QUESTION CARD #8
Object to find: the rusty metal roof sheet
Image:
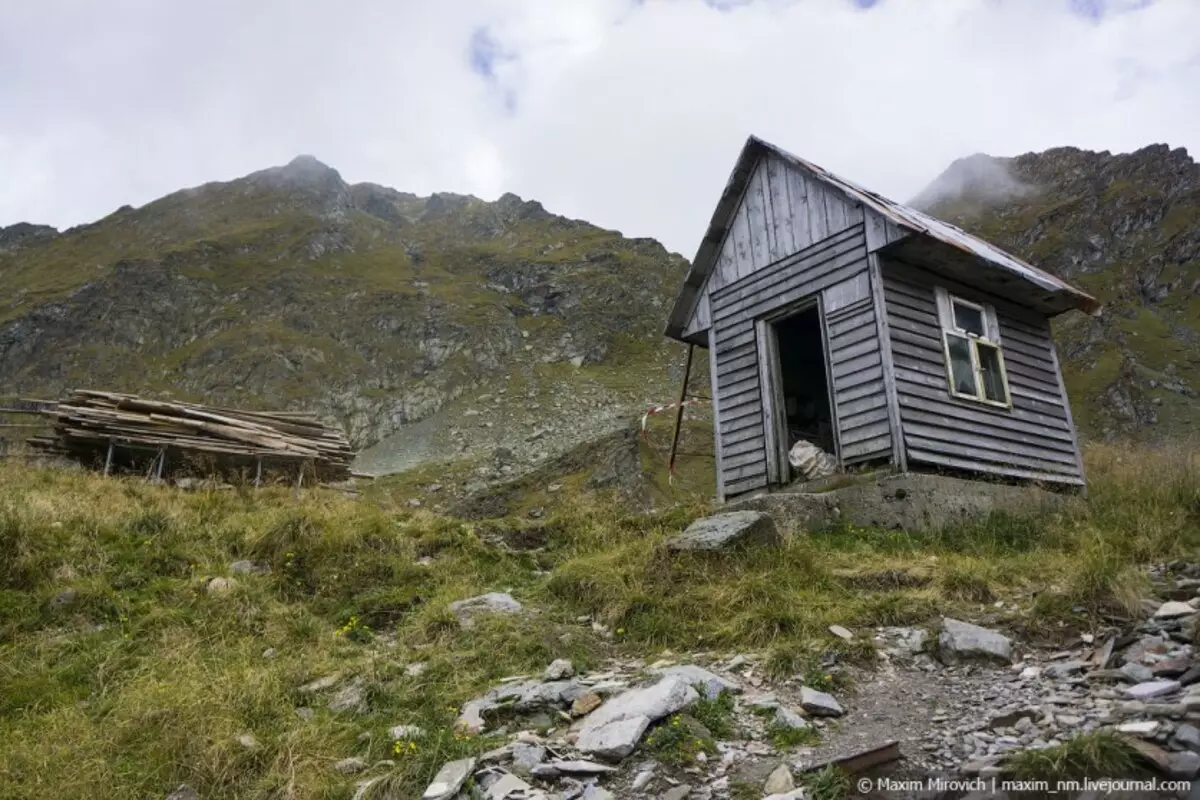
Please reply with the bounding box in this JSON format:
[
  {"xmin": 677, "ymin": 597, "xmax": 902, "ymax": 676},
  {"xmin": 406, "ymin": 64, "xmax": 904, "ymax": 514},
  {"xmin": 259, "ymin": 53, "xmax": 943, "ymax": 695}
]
[{"xmin": 665, "ymin": 136, "xmax": 1100, "ymax": 343}]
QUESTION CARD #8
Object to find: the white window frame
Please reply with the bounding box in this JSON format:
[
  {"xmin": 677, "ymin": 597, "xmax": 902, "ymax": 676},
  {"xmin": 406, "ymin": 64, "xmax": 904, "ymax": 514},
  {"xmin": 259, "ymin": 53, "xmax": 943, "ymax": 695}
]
[{"xmin": 934, "ymin": 287, "xmax": 1012, "ymax": 409}]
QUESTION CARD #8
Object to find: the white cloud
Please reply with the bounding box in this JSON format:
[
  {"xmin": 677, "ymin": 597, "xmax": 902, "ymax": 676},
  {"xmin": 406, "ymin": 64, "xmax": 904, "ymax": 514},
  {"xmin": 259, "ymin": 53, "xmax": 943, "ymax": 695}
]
[{"xmin": 1, "ymin": 0, "xmax": 1197, "ymax": 258}]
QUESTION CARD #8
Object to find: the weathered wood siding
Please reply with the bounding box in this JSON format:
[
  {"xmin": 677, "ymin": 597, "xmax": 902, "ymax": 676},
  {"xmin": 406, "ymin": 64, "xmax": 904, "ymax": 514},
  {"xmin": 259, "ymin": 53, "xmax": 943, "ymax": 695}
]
[
  {"xmin": 881, "ymin": 259, "xmax": 1085, "ymax": 485},
  {"xmin": 681, "ymin": 154, "xmax": 865, "ymax": 338},
  {"xmin": 710, "ymin": 225, "xmax": 877, "ymax": 496},
  {"xmin": 823, "ymin": 272, "xmax": 891, "ymax": 464}
]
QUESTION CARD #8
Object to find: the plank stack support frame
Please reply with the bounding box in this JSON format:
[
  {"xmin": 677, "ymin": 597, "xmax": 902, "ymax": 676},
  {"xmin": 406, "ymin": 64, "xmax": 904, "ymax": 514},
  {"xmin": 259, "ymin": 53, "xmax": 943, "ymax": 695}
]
[{"xmin": 27, "ymin": 390, "xmax": 356, "ymax": 484}]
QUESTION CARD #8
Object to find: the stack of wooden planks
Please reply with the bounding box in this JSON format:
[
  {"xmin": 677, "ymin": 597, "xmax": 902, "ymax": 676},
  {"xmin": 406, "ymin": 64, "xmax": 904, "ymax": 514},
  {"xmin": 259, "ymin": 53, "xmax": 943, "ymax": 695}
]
[{"xmin": 27, "ymin": 390, "xmax": 355, "ymax": 482}]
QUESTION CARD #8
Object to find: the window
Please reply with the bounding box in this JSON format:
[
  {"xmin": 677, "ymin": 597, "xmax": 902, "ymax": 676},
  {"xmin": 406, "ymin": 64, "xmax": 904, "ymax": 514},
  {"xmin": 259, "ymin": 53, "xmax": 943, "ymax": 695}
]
[{"xmin": 935, "ymin": 288, "xmax": 1011, "ymax": 408}]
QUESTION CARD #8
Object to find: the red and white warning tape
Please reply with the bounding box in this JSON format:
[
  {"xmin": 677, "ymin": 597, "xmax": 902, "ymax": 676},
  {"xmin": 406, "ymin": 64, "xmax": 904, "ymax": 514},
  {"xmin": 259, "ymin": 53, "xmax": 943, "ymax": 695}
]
[{"xmin": 640, "ymin": 398, "xmax": 710, "ymax": 435}]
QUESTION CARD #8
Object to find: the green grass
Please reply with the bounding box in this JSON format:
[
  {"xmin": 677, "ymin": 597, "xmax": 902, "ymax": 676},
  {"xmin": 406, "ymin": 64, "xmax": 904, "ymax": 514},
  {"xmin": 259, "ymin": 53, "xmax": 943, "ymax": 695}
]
[
  {"xmin": 0, "ymin": 441, "xmax": 1197, "ymax": 797},
  {"xmin": 1005, "ymin": 731, "xmax": 1147, "ymax": 781}
]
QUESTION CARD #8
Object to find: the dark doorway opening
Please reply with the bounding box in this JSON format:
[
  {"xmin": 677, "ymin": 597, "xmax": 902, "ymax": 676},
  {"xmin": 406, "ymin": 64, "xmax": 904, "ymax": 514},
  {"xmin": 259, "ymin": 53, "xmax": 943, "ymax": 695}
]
[{"xmin": 772, "ymin": 307, "xmax": 835, "ymax": 456}]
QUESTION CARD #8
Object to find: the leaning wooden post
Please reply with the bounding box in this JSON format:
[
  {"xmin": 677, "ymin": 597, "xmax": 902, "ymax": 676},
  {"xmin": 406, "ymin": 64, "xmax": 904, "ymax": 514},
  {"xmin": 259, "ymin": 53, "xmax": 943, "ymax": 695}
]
[
  {"xmin": 103, "ymin": 439, "xmax": 114, "ymax": 476},
  {"xmin": 254, "ymin": 457, "xmax": 262, "ymax": 488},
  {"xmin": 155, "ymin": 448, "xmax": 166, "ymax": 480},
  {"xmin": 667, "ymin": 344, "xmax": 695, "ymax": 483}
]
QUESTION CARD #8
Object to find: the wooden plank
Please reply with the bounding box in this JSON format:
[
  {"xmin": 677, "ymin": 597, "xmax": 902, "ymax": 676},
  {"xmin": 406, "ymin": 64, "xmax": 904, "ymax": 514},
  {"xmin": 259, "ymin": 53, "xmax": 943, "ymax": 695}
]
[
  {"xmin": 745, "ymin": 161, "xmax": 772, "ymax": 270},
  {"xmin": 707, "ymin": 335, "xmax": 726, "ymax": 502},
  {"xmin": 836, "ymin": 393, "xmax": 888, "ymax": 417},
  {"xmin": 756, "ymin": 320, "xmax": 781, "ymax": 485},
  {"xmin": 818, "ymin": 294, "xmax": 843, "ymax": 466},
  {"xmin": 829, "ymin": 335, "xmax": 879, "ymax": 363},
  {"xmin": 767, "ymin": 155, "xmax": 795, "ymax": 259},
  {"xmin": 730, "ymin": 200, "xmax": 754, "ymax": 283},
  {"xmin": 710, "ymin": 226, "xmax": 864, "ymax": 310},
  {"xmin": 787, "ymin": 164, "xmax": 813, "ymax": 250},
  {"xmin": 907, "ymin": 448, "xmax": 1086, "ymax": 486},
  {"xmin": 836, "ymin": 364, "xmax": 884, "ymax": 392},
  {"xmin": 832, "ymin": 351, "xmax": 882, "ymax": 380},
  {"xmin": 895, "ymin": 379, "xmax": 1073, "ymax": 434},
  {"xmin": 723, "ymin": 435, "xmax": 767, "ymax": 458},
  {"xmin": 899, "ymin": 406, "xmax": 1075, "ymax": 452},
  {"xmin": 827, "ymin": 308, "xmax": 877, "ymax": 338},
  {"xmin": 842, "ymin": 436, "xmax": 892, "ymax": 461},
  {"xmin": 1049, "ymin": 339, "xmax": 1087, "ymax": 492},
  {"xmin": 806, "ymin": 172, "xmax": 830, "ymax": 243},
  {"xmin": 829, "ymin": 320, "xmax": 878, "ymax": 349},
  {"xmin": 904, "ymin": 435, "xmax": 1082, "ymax": 476},
  {"xmin": 903, "ymin": 421, "xmax": 1079, "ymax": 467},
  {"xmin": 834, "ymin": 378, "xmax": 884, "ymax": 405},
  {"xmin": 715, "ymin": 253, "xmax": 868, "ymax": 325},
  {"xmin": 841, "ymin": 419, "xmax": 892, "ymax": 445},
  {"xmin": 822, "ymin": 271, "xmax": 870, "ymax": 314}
]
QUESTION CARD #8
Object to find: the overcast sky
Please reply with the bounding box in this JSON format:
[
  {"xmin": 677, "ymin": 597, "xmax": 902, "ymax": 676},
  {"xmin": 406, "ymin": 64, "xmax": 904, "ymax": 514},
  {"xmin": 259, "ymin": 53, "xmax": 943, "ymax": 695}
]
[{"xmin": 1, "ymin": 0, "xmax": 1197, "ymax": 257}]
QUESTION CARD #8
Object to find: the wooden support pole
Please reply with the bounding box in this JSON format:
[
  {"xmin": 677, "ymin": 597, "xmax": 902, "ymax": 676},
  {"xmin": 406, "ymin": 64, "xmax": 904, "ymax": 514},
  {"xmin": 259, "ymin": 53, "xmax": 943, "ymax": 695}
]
[
  {"xmin": 667, "ymin": 344, "xmax": 695, "ymax": 482},
  {"xmin": 103, "ymin": 439, "xmax": 114, "ymax": 476},
  {"xmin": 254, "ymin": 457, "xmax": 262, "ymax": 488},
  {"xmin": 156, "ymin": 448, "xmax": 166, "ymax": 480}
]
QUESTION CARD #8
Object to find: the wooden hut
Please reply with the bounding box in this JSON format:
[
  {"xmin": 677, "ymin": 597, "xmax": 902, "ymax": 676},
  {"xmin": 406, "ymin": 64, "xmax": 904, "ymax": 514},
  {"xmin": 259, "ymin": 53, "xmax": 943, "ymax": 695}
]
[{"xmin": 664, "ymin": 136, "xmax": 1100, "ymax": 501}]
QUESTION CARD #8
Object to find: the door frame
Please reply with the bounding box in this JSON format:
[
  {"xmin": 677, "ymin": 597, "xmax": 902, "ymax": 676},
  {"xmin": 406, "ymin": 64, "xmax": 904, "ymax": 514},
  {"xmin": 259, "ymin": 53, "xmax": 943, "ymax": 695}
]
[{"xmin": 756, "ymin": 297, "xmax": 834, "ymax": 486}]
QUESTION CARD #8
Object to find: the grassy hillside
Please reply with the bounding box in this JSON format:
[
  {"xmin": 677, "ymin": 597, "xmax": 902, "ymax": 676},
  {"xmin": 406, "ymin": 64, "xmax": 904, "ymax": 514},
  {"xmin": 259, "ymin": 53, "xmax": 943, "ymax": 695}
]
[
  {"xmin": 0, "ymin": 157, "xmax": 689, "ymax": 455},
  {"xmin": 1, "ymin": 441, "xmax": 1197, "ymax": 798}
]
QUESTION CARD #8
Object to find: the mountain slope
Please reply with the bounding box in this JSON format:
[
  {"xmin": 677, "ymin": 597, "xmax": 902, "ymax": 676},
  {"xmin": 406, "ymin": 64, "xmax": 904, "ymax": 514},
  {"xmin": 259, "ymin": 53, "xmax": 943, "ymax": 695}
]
[
  {"xmin": 0, "ymin": 157, "xmax": 691, "ymax": 459},
  {"xmin": 912, "ymin": 143, "xmax": 1200, "ymax": 442}
]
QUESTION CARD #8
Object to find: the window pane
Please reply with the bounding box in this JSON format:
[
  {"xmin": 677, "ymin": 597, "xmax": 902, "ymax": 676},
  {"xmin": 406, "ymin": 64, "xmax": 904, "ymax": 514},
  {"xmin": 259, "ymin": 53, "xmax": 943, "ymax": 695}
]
[
  {"xmin": 953, "ymin": 301, "xmax": 985, "ymax": 336},
  {"xmin": 945, "ymin": 333, "xmax": 977, "ymax": 396},
  {"xmin": 977, "ymin": 343, "xmax": 1007, "ymax": 403}
]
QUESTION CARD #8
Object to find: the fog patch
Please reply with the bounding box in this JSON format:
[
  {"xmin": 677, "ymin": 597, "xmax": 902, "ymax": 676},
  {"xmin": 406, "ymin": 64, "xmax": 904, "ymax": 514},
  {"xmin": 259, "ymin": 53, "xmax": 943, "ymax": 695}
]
[{"xmin": 908, "ymin": 153, "xmax": 1036, "ymax": 213}]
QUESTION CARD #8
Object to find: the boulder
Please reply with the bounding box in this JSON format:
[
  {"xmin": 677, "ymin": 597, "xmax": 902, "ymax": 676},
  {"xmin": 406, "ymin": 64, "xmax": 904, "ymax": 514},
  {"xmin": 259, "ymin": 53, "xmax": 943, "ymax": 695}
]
[
  {"xmin": 764, "ymin": 763, "xmax": 795, "ymax": 794},
  {"xmin": 774, "ymin": 707, "xmax": 809, "ymax": 729},
  {"xmin": 800, "ymin": 686, "xmax": 844, "ymax": 718},
  {"xmin": 938, "ymin": 618, "xmax": 1012, "ymax": 664},
  {"xmin": 545, "ymin": 659, "xmax": 574, "ymax": 681},
  {"xmin": 422, "ymin": 757, "xmax": 476, "ymax": 800},
  {"xmin": 1122, "ymin": 680, "xmax": 1181, "ymax": 701},
  {"xmin": 448, "ymin": 592, "xmax": 524, "ymax": 628},
  {"xmin": 666, "ymin": 511, "xmax": 780, "ymax": 552},
  {"xmin": 576, "ymin": 676, "xmax": 698, "ymax": 760},
  {"xmin": 1155, "ymin": 601, "xmax": 1197, "ymax": 619},
  {"xmin": 649, "ymin": 664, "xmax": 740, "ymax": 700}
]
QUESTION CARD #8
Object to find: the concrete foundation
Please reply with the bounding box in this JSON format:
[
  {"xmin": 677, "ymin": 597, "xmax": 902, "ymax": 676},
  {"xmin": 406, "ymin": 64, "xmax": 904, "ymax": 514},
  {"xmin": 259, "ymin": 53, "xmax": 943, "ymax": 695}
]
[{"xmin": 726, "ymin": 471, "xmax": 1082, "ymax": 533}]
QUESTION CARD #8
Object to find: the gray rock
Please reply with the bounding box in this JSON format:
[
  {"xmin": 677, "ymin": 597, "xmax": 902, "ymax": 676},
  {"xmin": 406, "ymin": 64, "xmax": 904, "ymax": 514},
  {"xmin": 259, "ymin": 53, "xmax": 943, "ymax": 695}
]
[
  {"xmin": 662, "ymin": 787, "xmax": 692, "ymax": 800},
  {"xmin": 485, "ymin": 773, "xmax": 532, "ymax": 798},
  {"xmin": 666, "ymin": 511, "xmax": 780, "ymax": 552},
  {"xmin": 800, "ymin": 686, "xmax": 844, "ymax": 718},
  {"xmin": 165, "ymin": 786, "xmax": 199, "ymax": 800},
  {"xmin": 422, "ymin": 757, "xmax": 476, "ymax": 800},
  {"xmin": 334, "ymin": 757, "xmax": 368, "ymax": 774},
  {"xmin": 1044, "ymin": 661, "xmax": 1088, "ymax": 678},
  {"xmin": 49, "ymin": 588, "xmax": 78, "ymax": 610},
  {"xmin": 206, "ymin": 577, "xmax": 238, "ymax": 596},
  {"xmin": 1117, "ymin": 720, "xmax": 1160, "ymax": 736},
  {"xmin": 448, "ymin": 592, "xmax": 524, "ymax": 628},
  {"xmin": 764, "ymin": 763, "xmax": 795, "ymax": 794},
  {"xmin": 299, "ymin": 674, "xmax": 340, "ymax": 693},
  {"xmin": 1157, "ymin": 601, "xmax": 1198, "ymax": 619},
  {"xmin": 389, "ymin": 724, "xmax": 426, "ymax": 740},
  {"xmin": 774, "ymin": 707, "xmax": 809, "ymax": 729},
  {"xmin": 511, "ymin": 742, "xmax": 546, "ymax": 773},
  {"xmin": 582, "ymin": 786, "xmax": 615, "ymax": 800},
  {"xmin": 328, "ymin": 679, "xmax": 366, "ymax": 713},
  {"xmin": 1176, "ymin": 724, "xmax": 1200, "ymax": 752},
  {"xmin": 1121, "ymin": 663, "xmax": 1155, "ymax": 683},
  {"xmin": 632, "ymin": 770, "xmax": 655, "ymax": 790},
  {"xmin": 295, "ymin": 707, "xmax": 314, "ymax": 721},
  {"xmin": 1169, "ymin": 751, "xmax": 1200, "ymax": 780},
  {"xmin": 576, "ymin": 676, "xmax": 699, "ymax": 760},
  {"xmin": 938, "ymin": 618, "xmax": 1012, "ymax": 664},
  {"xmin": 235, "ymin": 733, "xmax": 259, "ymax": 750},
  {"xmin": 229, "ymin": 560, "xmax": 256, "ymax": 574},
  {"xmin": 1123, "ymin": 680, "xmax": 1182, "ymax": 701},
  {"xmin": 649, "ymin": 664, "xmax": 740, "ymax": 700},
  {"xmin": 829, "ymin": 625, "xmax": 854, "ymax": 641},
  {"xmin": 545, "ymin": 760, "xmax": 617, "ymax": 774},
  {"xmin": 545, "ymin": 659, "xmax": 575, "ymax": 681}
]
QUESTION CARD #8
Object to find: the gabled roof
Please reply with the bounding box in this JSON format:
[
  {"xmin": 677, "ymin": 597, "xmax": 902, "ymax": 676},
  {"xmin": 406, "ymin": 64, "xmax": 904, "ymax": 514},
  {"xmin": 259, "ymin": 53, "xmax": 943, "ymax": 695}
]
[{"xmin": 664, "ymin": 136, "xmax": 1100, "ymax": 342}]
